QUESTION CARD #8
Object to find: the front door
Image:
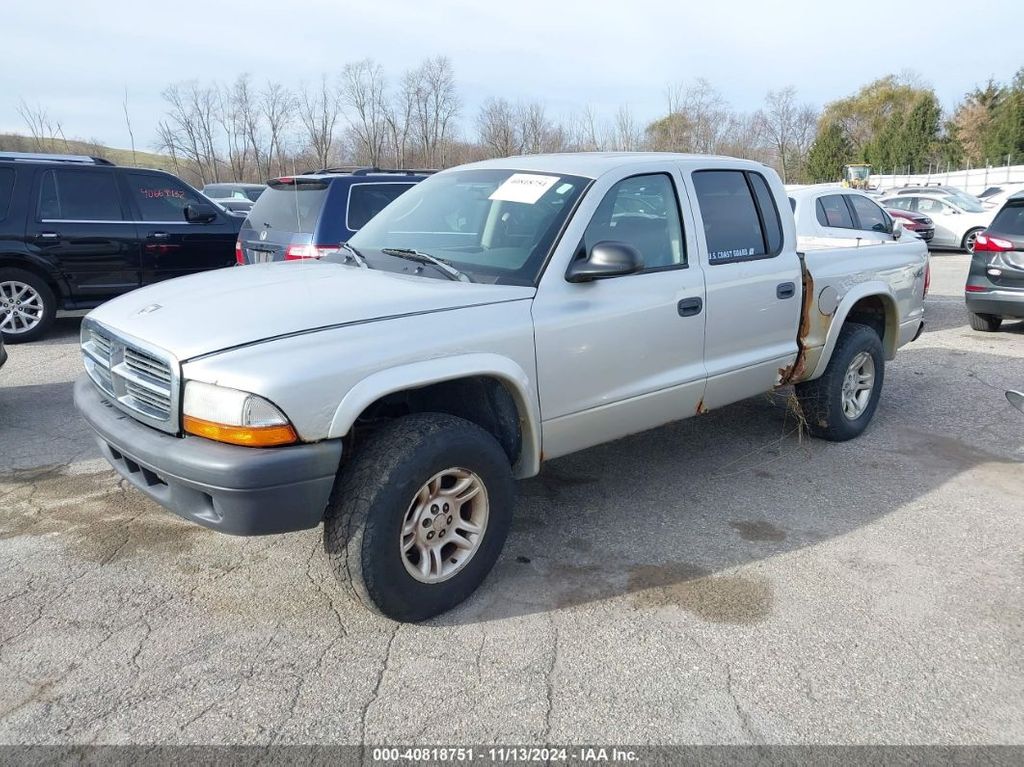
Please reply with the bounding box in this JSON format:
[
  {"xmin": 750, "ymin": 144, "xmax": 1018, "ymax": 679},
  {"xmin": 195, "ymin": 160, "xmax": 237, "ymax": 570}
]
[
  {"xmin": 912, "ymin": 197, "xmax": 957, "ymax": 247},
  {"xmin": 122, "ymin": 171, "xmax": 238, "ymax": 284},
  {"xmin": 26, "ymin": 167, "xmax": 140, "ymax": 304},
  {"xmin": 532, "ymin": 172, "xmax": 707, "ymax": 460}
]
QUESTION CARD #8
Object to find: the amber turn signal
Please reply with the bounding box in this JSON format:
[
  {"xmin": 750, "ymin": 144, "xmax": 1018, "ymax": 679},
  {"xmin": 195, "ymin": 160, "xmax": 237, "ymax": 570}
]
[{"xmin": 183, "ymin": 415, "xmax": 298, "ymax": 447}]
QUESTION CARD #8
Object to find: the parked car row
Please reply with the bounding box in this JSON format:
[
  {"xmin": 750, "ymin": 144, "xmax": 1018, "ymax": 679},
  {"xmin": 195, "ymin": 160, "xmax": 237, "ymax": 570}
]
[{"xmin": 0, "ymin": 153, "xmax": 430, "ymax": 342}]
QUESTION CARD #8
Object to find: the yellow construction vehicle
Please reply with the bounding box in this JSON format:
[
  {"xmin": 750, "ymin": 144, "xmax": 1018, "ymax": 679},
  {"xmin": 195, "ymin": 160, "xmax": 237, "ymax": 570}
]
[{"xmin": 842, "ymin": 163, "xmax": 872, "ymax": 189}]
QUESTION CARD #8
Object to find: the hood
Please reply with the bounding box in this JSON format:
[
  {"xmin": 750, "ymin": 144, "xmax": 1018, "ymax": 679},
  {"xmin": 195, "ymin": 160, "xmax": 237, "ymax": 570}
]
[{"xmin": 88, "ymin": 262, "xmax": 535, "ymax": 361}]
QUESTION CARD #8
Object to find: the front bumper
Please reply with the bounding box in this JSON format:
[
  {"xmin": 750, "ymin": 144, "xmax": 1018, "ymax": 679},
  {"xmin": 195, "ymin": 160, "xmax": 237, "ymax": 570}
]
[{"xmin": 74, "ymin": 376, "xmax": 343, "ymax": 535}]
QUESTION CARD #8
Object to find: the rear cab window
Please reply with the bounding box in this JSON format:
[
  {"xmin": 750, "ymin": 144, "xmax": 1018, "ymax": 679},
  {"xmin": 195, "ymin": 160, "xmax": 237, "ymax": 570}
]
[
  {"xmin": 247, "ymin": 177, "xmax": 329, "ymax": 235},
  {"xmin": 691, "ymin": 169, "xmax": 782, "ymax": 264}
]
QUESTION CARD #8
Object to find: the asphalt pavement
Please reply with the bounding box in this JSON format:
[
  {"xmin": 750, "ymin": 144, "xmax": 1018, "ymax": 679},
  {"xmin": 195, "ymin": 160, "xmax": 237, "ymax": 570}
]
[{"xmin": 0, "ymin": 253, "xmax": 1021, "ymax": 746}]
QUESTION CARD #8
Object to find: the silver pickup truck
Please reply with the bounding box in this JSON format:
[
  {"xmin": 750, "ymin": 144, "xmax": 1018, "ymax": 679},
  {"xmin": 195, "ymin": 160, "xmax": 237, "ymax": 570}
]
[{"xmin": 74, "ymin": 153, "xmax": 928, "ymax": 621}]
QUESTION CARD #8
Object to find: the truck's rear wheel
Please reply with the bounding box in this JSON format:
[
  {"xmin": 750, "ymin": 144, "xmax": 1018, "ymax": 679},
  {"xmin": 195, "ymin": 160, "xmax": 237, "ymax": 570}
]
[
  {"xmin": 795, "ymin": 322, "xmax": 884, "ymax": 442},
  {"xmin": 323, "ymin": 413, "xmax": 514, "ymax": 622}
]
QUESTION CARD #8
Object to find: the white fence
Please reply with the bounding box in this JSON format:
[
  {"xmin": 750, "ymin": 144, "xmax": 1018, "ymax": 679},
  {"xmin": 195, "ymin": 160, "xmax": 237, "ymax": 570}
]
[{"xmin": 870, "ymin": 164, "xmax": 1024, "ymax": 195}]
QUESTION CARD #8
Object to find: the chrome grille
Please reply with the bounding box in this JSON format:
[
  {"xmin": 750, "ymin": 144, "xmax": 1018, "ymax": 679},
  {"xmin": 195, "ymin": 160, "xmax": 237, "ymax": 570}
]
[
  {"xmin": 124, "ymin": 347, "xmax": 172, "ymax": 385},
  {"xmin": 81, "ymin": 321, "xmax": 180, "ymax": 433}
]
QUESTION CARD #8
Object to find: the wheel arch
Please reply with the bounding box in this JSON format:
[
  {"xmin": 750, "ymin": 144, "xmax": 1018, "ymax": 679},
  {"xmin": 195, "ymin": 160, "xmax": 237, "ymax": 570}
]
[
  {"xmin": 809, "ymin": 283, "xmax": 899, "ymax": 380},
  {"xmin": 0, "ymin": 253, "xmax": 67, "ymax": 301},
  {"xmin": 328, "ymin": 353, "xmax": 542, "ymax": 478}
]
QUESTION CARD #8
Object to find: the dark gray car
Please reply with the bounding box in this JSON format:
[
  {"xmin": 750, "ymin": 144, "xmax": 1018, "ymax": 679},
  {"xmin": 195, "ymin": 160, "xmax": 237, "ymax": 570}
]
[{"xmin": 965, "ymin": 193, "xmax": 1024, "ymax": 331}]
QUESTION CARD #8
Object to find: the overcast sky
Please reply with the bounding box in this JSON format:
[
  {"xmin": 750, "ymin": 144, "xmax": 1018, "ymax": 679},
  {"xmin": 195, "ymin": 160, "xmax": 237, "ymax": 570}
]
[{"xmin": 3, "ymin": 0, "xmax": 1021, "ymax": 150}]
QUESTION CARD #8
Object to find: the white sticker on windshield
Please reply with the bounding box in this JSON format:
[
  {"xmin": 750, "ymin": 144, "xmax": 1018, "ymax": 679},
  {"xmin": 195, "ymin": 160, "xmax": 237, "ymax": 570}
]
[{"xmin": 489, "ymin": 173, "xmax": 560, "ymax": 204}]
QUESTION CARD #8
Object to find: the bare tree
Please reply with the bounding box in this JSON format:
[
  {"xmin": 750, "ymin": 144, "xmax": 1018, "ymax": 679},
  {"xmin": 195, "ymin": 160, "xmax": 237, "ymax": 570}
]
[
  {"xmin": 299, "ymin": 74, "xmax": 340, "ymax": 171},
  {"xmin": 409, "ymin": 56, "xmax": 460, "ymax": 167},
  {"xmin": 477, "ymin": 97, "xmax": 521, "ymax": 157},
  {"xmin": 612, "ymin": 105, "xmax": 642, "ymax": 151},
  {"xmin": 233, "ymin": 75, "xmax": 269, "ymax": 180},
  {"xmin": 341, "ymin": 59, "xmax": 387, "ymax": 166},
  {"xmin": 122, "ymin": 88, "xmax": 137, "ymax": 166},
  {"xmin": 157, "ymin": 82, "xmax": 221, "ymax": 182},
  {"xmin": 219, "ymin": 76, "xmax": 252, "ymax": 181},
  {"xmin": 17, "ymin": 100, "xmax": 66, "ymax": 151},
  {"xmin": 519, "ymin": 101, "xmax": 564, "ymax": 154},
  {"xmin": 682, "ymin": 79, "xmax": 730, "ymax": 154},
  {"xmin": 383, "ymin": 69, "xmax": 417, "ymax": 168},
  {"xmin": 261, "ymin": 81, "xmax": 295, "ymax": 176},
  {"xmin": 755, "ymin": 87, "xmax": 817, "ymax": 182}
]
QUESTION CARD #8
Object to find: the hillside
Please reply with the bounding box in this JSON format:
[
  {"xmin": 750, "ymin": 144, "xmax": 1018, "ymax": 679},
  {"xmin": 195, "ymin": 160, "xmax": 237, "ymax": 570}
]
[{"xmin": 0, "ymin": 133, "xmax": 177, "ymax": 172}]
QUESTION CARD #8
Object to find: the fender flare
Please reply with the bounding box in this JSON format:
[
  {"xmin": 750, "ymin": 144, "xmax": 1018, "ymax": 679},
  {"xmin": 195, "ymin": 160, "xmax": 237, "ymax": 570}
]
[
  {"xmin": 327, "ymin": 353, "xmax": 542, "ymax": 478},
  {"xmin": 808, "ymin": 281, "xmax": 899, "ymax": 380}
]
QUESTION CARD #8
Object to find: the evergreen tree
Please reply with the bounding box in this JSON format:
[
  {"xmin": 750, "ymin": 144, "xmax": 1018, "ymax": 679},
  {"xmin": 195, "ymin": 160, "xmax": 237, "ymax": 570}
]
[{"xmin": 805, "ymin": 122, "xmax": 851, "ymax": 182}]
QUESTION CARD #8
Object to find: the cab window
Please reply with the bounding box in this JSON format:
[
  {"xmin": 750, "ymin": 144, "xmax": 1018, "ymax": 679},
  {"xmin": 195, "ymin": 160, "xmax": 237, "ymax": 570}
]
[
  {"xmin": 37, "ymin": 170, "xmax": 124, "ymax": 221},
  {"xmin": 583, "ymin": 174, "xmax": 685, "ymax": 270},
  {"xmin": 126, "ymin": 172, "xmax": 205, "ymax": 222},
  {"xmin": 815, "ymin": 194, "xmax": 855, "ymax": 229},
  {"xmin": 848, "ymin": 195, "xmax": 890, "ymax": 233}
]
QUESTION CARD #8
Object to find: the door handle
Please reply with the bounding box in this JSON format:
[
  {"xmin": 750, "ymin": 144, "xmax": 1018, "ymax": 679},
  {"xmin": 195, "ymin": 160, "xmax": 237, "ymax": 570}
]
[
  {"xmin": 148, "ymin": 231, "xmax": 170, "ymax": 239},
  {"xmin": 776, "ymin": 281, "xmax": 796, "ymax": 299},
  {"xmin": 677, "ymin": 297, "xmax": 703, "ymax": 317},
  {"xmin": 37, "ymin": 231, "xmax": 60, "ymax": 240}
]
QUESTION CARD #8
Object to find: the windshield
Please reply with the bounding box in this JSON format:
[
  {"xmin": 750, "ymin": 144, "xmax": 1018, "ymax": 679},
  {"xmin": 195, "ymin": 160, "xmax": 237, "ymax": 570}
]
[
  {"xmin": 943, "ymin": 191, "xmax": 985, "ymax": 212},
  {"xmin": 347, "ymin": 168, "xmax": 589, "ymax": 285}
]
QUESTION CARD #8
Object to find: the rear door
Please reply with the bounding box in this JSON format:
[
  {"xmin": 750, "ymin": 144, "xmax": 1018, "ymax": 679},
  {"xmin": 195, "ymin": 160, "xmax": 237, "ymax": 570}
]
[
  {"xmin": 122, "ymin": 170, "xmax": 238, "ymax": 283},
  {"xmin": 26, "ymin": 166, "xmax": 140, "ymax": 303},
  {"xmin": 688, "ymin": 168, "xmax": 803, "ymax": 409}
]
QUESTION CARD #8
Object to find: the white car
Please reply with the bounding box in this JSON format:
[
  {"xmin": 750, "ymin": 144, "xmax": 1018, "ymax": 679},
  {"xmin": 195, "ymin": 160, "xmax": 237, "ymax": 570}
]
[
  {"xmin": 789, "ymin": 186, "xmax": 905, "ymax": 247},
  {"xmin": 979, "ymin": 183, "xmax": 1024, "ymax": 210},
  {"xmin": 881, "ymin": 192, "xmax": 994, "ymax": 252}
]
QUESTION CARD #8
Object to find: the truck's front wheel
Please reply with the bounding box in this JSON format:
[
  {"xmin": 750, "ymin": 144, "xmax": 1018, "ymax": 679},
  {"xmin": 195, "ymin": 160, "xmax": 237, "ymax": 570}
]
[
  {"xmin": 323, "ymin": 413, "xmax": 514, "ymax": 622},
  {"xmin": 795, "ymin": 322, "xmax": 884, "ymax": 442}
]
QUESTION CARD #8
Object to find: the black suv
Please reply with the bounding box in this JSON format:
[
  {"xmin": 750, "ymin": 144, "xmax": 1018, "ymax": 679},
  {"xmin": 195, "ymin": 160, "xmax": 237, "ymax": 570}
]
[
  {"xmin": 0, "ymin": 152, "xmax": 241, "ymax": 342},
  {"xmin": 236, "ymin": 167, "xmax": 431, "ymax": 264},
  {"xmin": 965, "ymin": 192, "xmax": 1024, "ymax": 331}
]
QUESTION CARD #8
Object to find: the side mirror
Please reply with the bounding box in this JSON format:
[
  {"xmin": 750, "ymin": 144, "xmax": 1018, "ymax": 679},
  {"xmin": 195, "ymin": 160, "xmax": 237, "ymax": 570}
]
[
  {"xmin": 184, "ymin": 203, "xmax": 217, "ymax": 224},
  {"xmin": 566, "ymin": 241, "xmax": 644, "ymax": 283},
  {"xmin": 892, "ymin": 219, "xmax": 904, "ymax": 240},
  {"xmin": 1007, "ymin": 390, "xmax": 1024, "ymax": 414}
]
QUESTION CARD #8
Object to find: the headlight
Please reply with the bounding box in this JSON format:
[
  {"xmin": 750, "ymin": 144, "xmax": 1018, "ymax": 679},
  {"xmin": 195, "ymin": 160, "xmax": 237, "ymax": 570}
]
[{"xmin": 182, "ymin": 381, "xmax": 298, "ymax": 447}]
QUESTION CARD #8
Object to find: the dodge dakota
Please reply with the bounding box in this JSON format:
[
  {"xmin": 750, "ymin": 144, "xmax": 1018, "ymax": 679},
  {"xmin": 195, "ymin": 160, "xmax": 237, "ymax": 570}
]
[{"xmin": 74, "ymin": 153, "xmax": 928, "ymax": 621}]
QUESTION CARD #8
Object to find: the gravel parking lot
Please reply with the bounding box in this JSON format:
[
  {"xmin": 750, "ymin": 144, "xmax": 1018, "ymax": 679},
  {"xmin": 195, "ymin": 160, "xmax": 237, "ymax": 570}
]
[{"xmin": 0, "ymin": 253, "xmax": 1021, "ymax": 746}]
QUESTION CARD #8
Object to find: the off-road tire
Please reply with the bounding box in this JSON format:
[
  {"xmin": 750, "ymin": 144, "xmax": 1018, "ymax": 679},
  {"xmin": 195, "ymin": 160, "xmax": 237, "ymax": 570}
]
[
  {"xmin": 323, "ymin": 413, "xmax": 515, "ymax": 622},
  {"xmin": 795, "ymin": 322, "xmax": 885, "ymax": 442},
  {"xmin": 0, "ymin": 267, "xmax": 57, "ymax": 343},
  {"xmin": 968, "ymin": 311, "xmax": 1002, "ymax": 332}
]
